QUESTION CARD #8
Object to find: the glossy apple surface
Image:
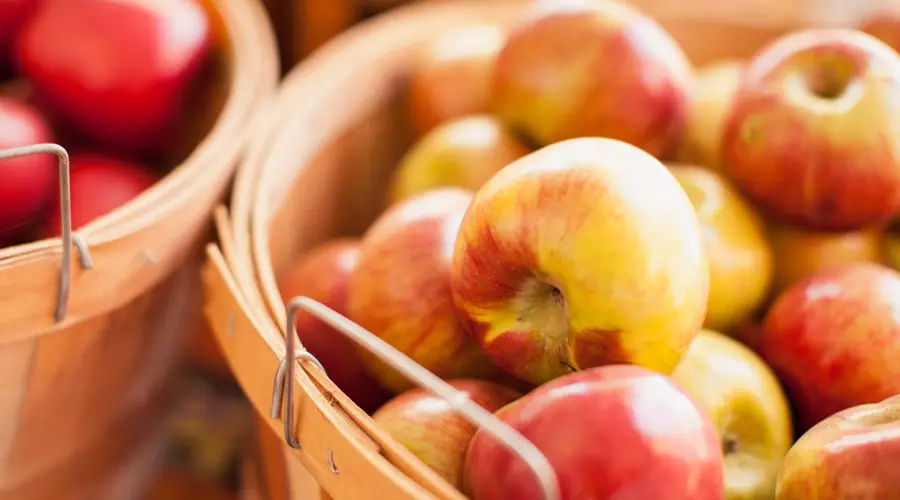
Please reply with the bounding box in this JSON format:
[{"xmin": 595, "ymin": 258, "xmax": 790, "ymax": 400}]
[
  {"xmin": 768, "ymin": 223, "xmax": 883, "ymax": 294},
  {"xmin": 16, "ymin": 0, "xmax": 211, "ymax": 153},
  {"xmin": 465, "ymin": 364, "xmax": 723, "ymax": 500},
  {"xmin": 722, "ymin": 29, "xmax": 900, "ymax": 231},
  {"xmin": 41, "ymin": 153, "xmax": 157, "ymax": 237},
  {"xmin": 759, "ymin": 263, "xmax": 900, "ymax": 431},
  {"xmin": 0, "ymin": 97, "xmax": 55, "ymax": 246},
  {"xmin": 669, "ymin": 165, "xmax": 772, "ymax": 332},
  {"xmin": 677, "ymin": 59, "xmax": 744, "ymax": 170},
  {"xmin": 407, "ymin": 24, "xmax": 505, "ymax": 137},
  {"xmin": 491, "ymin": 0, "xmax": 693, "ymax": 157},
  {"xmin": 372, "ymin": 379, "xmax": 520, "ymax": 489},
  {"xmin": 278, "ymin": 239, "xmax": 390, "ymax": 413},
  {"xmin": 348, "ymin": 188, "xmax": 497, "ymax": 393},
  {"xmin": 775, "ymin": 394, "xmax": 900, "ymax": 500},
  {"xmin": 672, "ymin": 330, "xmax": 793, "ymax": 500},
  {"xmin": 451, "ymin": 137, "xmax": 708, "ymax": 386},
  {"xmin": 386, "ymin": 115, "xmax": 530, "ymax": 206}
]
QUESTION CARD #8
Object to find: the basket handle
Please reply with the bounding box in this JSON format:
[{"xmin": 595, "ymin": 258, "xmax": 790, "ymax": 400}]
[
  {"xmin": 0, "ymin": 143, "xmax": 94, "ymax": 322},
  {"xmin": 270, "ymin": 296, "xmax": 562, "ymax": 500}
]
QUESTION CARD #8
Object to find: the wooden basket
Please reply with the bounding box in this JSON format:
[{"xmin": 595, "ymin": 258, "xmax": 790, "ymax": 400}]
[
  {"xmin": 202, "ymin": 1, "xmax": 880, "ymax": 499},
  {"xmin": 0, "ymin": 0, "xmax": 279, "ymax": 494}
]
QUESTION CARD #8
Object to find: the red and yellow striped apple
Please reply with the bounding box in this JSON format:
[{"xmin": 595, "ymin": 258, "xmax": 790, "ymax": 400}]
[
  {"xmin": 490, "ymin": 0, "xmax": 693, "ymax": 157},
  {"xmin": 278, "ymin": 239, "xmax": 389, "ymax": 414},
  {"xmin": 465, "ymin": 365, "xmax": 724, "ymax": 500},
  {"xmin": 775, "ymin": 394, "xmax": 900, "ymax": 500},
  {"xmin": 349, "ymin": 188, "xmax": 498, "ymax": 393},
  {"xmin": 722, "ymin": 29, "xmax": 900, "ymax": 231},
  {"xmin": 759, "ymin": 263, "xmax": 900, "ymax": 431},
  {"xmin": 372, "ymin": 380, "xmax": 520, "ymax": 489},
  {"xmin": 385, "ymin": 115, "xmax": 531, "ymax": 206},
  {"xmin": 451, "ymin": 138, "xmax": 708, "ymax": 386}
]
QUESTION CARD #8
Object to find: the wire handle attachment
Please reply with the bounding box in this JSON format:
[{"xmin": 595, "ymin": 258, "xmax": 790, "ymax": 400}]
[
  {"xmin": 270, "ymin": 296, "xmax": 561, "ymax": 500},
  {"xmin": 0, "ymin": 144, "xmax": 94, "ymax": 322}
]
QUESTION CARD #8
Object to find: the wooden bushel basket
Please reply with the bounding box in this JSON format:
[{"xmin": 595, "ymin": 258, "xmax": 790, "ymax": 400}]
[
  {"xmin": 202, "ymin": 0, "xmax": 880, "ymax": 498},
  {"xmin": 0, "ymin": 0, "xmax": 278, "ymax": 496}
]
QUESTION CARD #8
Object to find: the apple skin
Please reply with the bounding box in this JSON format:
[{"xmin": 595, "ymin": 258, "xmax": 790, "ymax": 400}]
[
  {"xmin": 0, "ymin": 97, "xmax": 55, "ymax": 246},
  {"xmin": 371, "ymin": 379, "xmax": 520, "ymax": 489},
  {"xmin": 278, "ymin": 239, "xmax": 390, "ymax": 414},
  {"xmin": 669, "ymin": 165, "xmax": 772, "ymax": 333},
  {"xmin": 41, "ymin": 153, "xmax": 157, "ymax": 237},
  {"xmin": 722, "ymin": 29, "xmax": 900, "ymax": 231},
  {"xmin": 677, "ymin": 59, "xmax": 745, "ymax": 170},
  {"xmin": 768, "ymin": 223, "xmax": 883, "ymax": 295},
  {"xmin": 348, "ymin": 188, "xmax": 498, "ymax": 394},
  {"xmin": 386, "ymin": 115, "xmax": 531, "ymax": 206},
  {"xmin": 759, "ymin": 262, "xmax": 900, "ymax": 432},
  {"xmin": 16, "ymin": 0, "xmax": 211, "ymax": 154},
  {"xmin": 490, "ymin": 0, "xmax": 693, "ymax": 157},
  {"xmin": 672, "ymin": 330, "xmax": 793, "ymax": 500},
  {"xmin": 407, "ymin": 24, "xmax": 506, "ymax": 137},
  {"xmin": 0, "ymin": 0, "xmax": 38, "ymax": 71},
  {"xmin": 775, "ymin": 394, "xmax": 900, "ymax": 500},
  {"xmin": 451, "ymin": 137, "xmax": 708, "ymax": 386},
  {"xmin": 860, "ymin": 10, "xmax": 900, "ymax": 54},
  {"xmin": 465, "ymin": 364, "xmax": 724, "ymax": 500}
]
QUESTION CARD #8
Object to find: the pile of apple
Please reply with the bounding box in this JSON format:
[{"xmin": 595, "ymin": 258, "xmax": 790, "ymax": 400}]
[
  {"xmin": 0, "ymin": 0, "xmax": 212, "ymax": 249},
  {"xmin": 278, "ymin": 1, "xmax": 900, "ymax": 499}
]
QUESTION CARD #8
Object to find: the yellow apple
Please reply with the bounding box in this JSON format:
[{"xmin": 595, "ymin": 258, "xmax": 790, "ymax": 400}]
[
  {"xmin": 768, "ymin": 224, "xmax": 883, "ymax": 295},
  {"xmin": 677, "ymin": 59, "xmax": 744, "ymax": 170},
  {"xmin": 672, "ymin": 330, "xmax": 793, "ymax": 500},
  {"xmin": 385, "ymin": 114, "xmax": 530, "ymax": 206},
  {"xmin": 669, "ymin": 165, "xmax": 772, "ymax": 332}
]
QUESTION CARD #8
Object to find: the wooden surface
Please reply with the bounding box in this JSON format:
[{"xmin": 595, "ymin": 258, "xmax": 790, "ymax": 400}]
[
  {"xmin": 0, "ymin": 0, "xmax": 279, "ymax": 495},
  {"xmin": 203, "ymin": 0, "xmax": 849, "ymax": 499}
]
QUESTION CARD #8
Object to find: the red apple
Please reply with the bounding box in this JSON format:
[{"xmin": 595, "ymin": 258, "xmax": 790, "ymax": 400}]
[
  {"xmin": 0, "ymin": 97, "xmax": 55, "ymax": 246},
  {"xmin": 278, "ymin": 238, "xmax": 389, "ymax": 413},
  {"xmin": 372, "ymin": 379, "xmax": 520, "ymax": 489},
  {"xmin": 759, "ymin": 263, "xmax": 900, "ymax": 432},
  {"xmin": 451, "ymin": 138, "xmax": 708, "ymax": 386},
  {"xmin": 41, "ymin": 153, "xmax": 157, "ymax": 237},
  {"xmin": 775, "ymin": 394, "xmax": 900, "ymax": 500},
  {"xmin": 491, "ymin": 0, "xmax": 693, "ymax": 157},
  {"xmin": 465, "ymin": 364, "xmax": 724, "ymax": 500},
  {"xmin": 722, "ymin": 29, "xmax": 900, "ymax": 231},
  {"xmin": 348, "ymin": 188, "xmax": 498, "ymax": 394},
  {"xmin": 407, "ymin": 23, "xmax": 506, "ymax": 137},
  {"xmin": 860, "ymin": 9, "xmax": 900, "ymax": 54},
  {"xmin": 16, "ymin": 0, "xmax": 212, "ymax": 153},
  {"xmin": 0, "ymin": 0, "xmax": 38, "ymax": 70}
]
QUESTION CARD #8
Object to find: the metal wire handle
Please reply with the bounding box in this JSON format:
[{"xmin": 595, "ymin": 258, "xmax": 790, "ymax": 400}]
[
  {"xmin": 0, "ymin": 144, "xmax": 94, "ymax": 322},
  {"xmin": 270, "ymin": 296, "xmax": 562, "ymax": 500}
]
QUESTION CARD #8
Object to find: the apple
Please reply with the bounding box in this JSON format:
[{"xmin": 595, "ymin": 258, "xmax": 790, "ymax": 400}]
[
  {"xmin": 860, "ymin": 9, "xmax": 900, "ymax": 54},
  {"xmin": 348, "ymin": 188, "xmax": 498, "ymax": 394},
  {"xmin": 372, "ymin": 379, "xmax": 520, "ymax": 489},
  {"xmin": 884, "ymin": 220, "xmax": 900, "ymax": 271},
  {"xmin": 722, "ymin": 29, "xmax": 900, "ymax": 231},
  {"xmin": 669, "ymin": 165, "xmax": 772, "ymax": 333},
  {"xmin": 407, "ymin": 23, "xmax": 506, "ymax": 137},
  {"xmin": 676, "ymin": 59, "xmax": 744, "ymax": 170},
  {"xmin": 759, "ymin": 262, "xmax": 900, "ymax": 432},
  {"xmin": 41, "ymin": 153, "xmax": 157, "ymax": 237},
  {"xmin": 465, "ymin": 364, "xmax": 724, "ymax": 500},
  {"xmin": 768, "ymin": 223, "xmax": 883, "ymax": 295},
  {"xmin": 672, "ymin": 330, "xmax": 793, "ymax": 500},
  {"xmin": 451, "ymin": 137, "xmax": 708, "ymax": 386},
  {"xmin": 278, "ymin": 238, "xmax": 390, "ymax": 414},
  {"xmin": 16, "ymin": 0, "xmax": 212, "ymax": 153},
  {"xmin": 386, "ymin": 115, "xmax": 531, "ymax": 206},
  {"xmin": 0, "ymin": 0, "xmax": 38, "ymax": 71},
  {"xmin": 775, "ymin": 394, "xmax": 900, "ymax": 500},
  {"xmin": 0, "ymin": 97, "xmax": 55, "ymax": 247},
  {"xmin": 490, "ymin": 0, "xmax": 693, "ymax": 158}
]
